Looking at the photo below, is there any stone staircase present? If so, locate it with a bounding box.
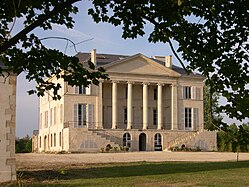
[166,128,203,151]
[90,130,121,149]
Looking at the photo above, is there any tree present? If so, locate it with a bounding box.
[89,0,249,120]
[0,0,108,99]
[15,135,32,153]
[204,82,223,130]
[217,123,249,161]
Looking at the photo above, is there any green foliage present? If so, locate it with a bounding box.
[0,0,108,99]
[89,0,249,120]
[204,82,223,130]
[217,123,249,152]
[16,135,32,153]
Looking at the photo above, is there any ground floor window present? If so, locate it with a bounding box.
[59,132,62,147]
[183,107,199,130]
[185,108,192,128]
[54,133,56,147]
[123,132,131,148]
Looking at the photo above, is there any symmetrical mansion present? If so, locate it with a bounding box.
[33,49,216,153]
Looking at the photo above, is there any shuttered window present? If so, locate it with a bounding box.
[185,108,192,128]
[75,85,91,95]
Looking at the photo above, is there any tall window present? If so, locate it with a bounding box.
[75,85,91,95]
[51,134,53,147]
[74,104,87,127]
[125,87,128,99]
[124,108,127,124]
[153,109,157,125]
[185,108,192,128]
[183,86,191,99]
[44,111,48,128]
[50,108,53,126]
[79,85,86,94]
[123,133,131,147]
[59,132,62,147]
[154,88,157,100]
[39,113,43,129]
[54,106,56,125]
[54,133,56,147]
[154,133,162,147]
[60,104,63,124]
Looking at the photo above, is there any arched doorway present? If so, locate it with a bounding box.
[139,133,146,151]
[154,133,162,151]
[44,135,47,152]
[123,132,131,148]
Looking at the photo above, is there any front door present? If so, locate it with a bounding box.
[139,133,146,151]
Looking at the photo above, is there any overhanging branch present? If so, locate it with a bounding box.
[0,0,81,54]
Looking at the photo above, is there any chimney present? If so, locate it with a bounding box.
[91,49,97,66]
[165,55,172,68]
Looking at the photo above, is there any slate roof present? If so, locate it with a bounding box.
[76,53,129,67]
[75,52,203,78]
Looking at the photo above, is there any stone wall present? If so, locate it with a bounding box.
[60,128,217,152]
[0,73,17,183]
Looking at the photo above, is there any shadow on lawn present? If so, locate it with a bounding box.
[19,161,249,182]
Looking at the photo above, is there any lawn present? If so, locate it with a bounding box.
[3,161,249,187]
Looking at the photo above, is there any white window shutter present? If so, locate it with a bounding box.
[86,85,91,95]
[182,86,185,99]
[87,104,94,129]
[192,87,197,100]
[74,104,78,127]
[179,108,184,130]
[196,87,201,100]
[193,108,198,130]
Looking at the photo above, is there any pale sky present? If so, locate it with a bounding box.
[15,1,241,137]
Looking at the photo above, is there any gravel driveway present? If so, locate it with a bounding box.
[16,151,249,170]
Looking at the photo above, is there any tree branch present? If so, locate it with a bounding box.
[167,39,189,73]
[0,0,81,54]
[40,36,78,53]
[142,15,189,72]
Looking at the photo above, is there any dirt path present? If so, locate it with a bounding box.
[16,152,249,170]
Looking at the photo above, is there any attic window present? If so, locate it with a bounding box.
[96,55,106,59]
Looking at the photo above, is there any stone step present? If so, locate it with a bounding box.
[91,131,120,149]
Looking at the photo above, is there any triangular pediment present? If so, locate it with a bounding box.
[104,54,181,77]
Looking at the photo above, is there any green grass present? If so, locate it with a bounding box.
[3,161,249,187]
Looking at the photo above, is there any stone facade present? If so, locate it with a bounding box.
[0,71,17,183]
[33,50,217,153]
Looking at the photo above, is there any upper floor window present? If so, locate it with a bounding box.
[154,88,157,100]
[80,86,86,94]
[125,87,128,99]
[44,111,48,128]
[153,109,157,126]
[75,85,91,95]
[183,86,191,99]
[183,86,201,100]
[124,108,127,124]
[74,104,87,127]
